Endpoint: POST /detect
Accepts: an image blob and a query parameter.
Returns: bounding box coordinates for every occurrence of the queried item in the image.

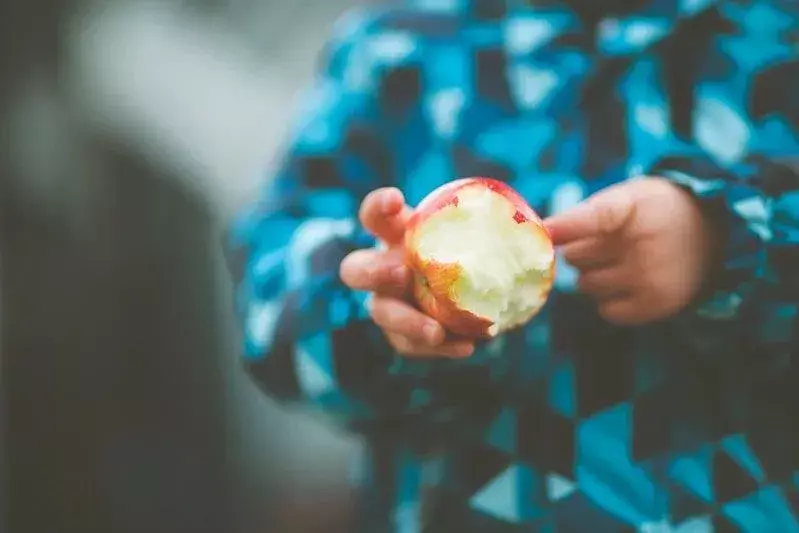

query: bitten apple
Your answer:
[404,178,555,339]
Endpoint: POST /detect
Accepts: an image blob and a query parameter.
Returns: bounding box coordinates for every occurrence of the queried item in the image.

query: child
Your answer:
[228,1,799,531]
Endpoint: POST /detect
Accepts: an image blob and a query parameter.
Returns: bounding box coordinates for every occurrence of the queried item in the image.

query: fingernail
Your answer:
[423,323,442,345]
[452,344,474,359]
[382,189,400,214]
[455,344,474,358]
[381,194,393,214]
[391,266,407,284]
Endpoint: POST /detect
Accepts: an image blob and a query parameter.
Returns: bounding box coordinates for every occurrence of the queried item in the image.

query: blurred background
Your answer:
[1,1,369,531]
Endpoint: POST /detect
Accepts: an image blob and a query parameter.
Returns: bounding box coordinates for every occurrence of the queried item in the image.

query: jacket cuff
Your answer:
[648,156,772,321]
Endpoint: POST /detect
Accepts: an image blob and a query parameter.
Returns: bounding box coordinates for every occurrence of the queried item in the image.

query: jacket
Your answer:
[227,1,799,531]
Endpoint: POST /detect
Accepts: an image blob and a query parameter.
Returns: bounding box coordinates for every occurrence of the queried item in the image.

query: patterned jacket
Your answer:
[227,1,799,531]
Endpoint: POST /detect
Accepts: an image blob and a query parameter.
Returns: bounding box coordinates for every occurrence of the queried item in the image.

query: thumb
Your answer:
[544,184,636,245]
[359,187,412,245]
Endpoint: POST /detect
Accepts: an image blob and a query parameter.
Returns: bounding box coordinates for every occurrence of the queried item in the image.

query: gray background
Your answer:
[2,1,369,531]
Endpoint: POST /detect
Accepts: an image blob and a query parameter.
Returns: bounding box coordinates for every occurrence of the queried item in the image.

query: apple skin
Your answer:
[404,177,555,339]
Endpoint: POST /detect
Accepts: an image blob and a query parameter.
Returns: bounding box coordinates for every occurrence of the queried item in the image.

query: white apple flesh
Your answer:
[405,177,555,339]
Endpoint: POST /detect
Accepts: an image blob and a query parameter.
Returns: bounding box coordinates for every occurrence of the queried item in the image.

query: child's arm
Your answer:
[225,12,429,430]
[548,0,799,348]
[647,0,799,348]
[651,155,799,330]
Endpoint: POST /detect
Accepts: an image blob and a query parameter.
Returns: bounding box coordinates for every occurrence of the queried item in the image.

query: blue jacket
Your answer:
[227,1,799,531]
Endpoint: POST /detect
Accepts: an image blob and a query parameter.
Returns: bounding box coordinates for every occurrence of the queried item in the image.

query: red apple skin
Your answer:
[404,177,555,339]
[408,261,496,338]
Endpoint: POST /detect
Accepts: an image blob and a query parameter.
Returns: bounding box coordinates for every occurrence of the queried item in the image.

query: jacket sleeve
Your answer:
[642,1,799,364]
[651,154,798,326]
[225,12,429,430]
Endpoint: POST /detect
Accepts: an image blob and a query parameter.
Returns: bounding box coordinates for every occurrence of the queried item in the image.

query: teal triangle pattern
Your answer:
[546,472,576,502]
[486,407,517,454]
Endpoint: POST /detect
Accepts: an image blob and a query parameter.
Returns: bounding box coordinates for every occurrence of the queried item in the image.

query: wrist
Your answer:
[652,171,764,320]
[649,177,722,296]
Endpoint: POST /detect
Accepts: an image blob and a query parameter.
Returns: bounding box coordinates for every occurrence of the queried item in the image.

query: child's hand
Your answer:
[339,188,475,358]
[545,178,717,325]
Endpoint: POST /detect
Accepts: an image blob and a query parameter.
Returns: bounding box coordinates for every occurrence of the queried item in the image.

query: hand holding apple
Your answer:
[341,178,555,358]
[344,177,713,358]
[544,178,716,325]
[339,188,476,358]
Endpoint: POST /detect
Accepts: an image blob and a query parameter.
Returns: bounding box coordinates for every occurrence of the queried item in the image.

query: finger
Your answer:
[359,187,412,245]
[368,295,446,346]
[339,248,409,295]
[544,184,636,245]
[388,333,475,359]
[560,237,621,270]
[577,266,632,298]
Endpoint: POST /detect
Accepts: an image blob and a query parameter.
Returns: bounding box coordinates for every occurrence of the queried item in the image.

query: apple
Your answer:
[404,177,555,339]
